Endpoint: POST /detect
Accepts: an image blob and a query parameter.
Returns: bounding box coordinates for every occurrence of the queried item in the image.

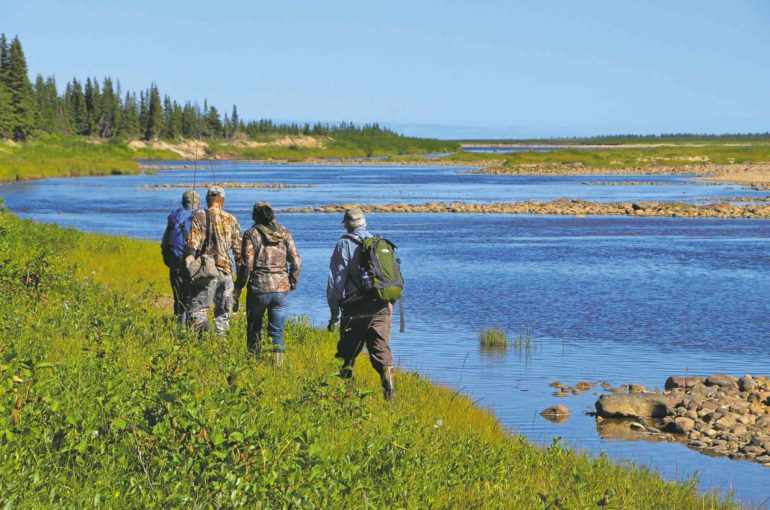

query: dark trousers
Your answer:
[247,291,289,353]
[336,300,394,375]
[169,264,189,323]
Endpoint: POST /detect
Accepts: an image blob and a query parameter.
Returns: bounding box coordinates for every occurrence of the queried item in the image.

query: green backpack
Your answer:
[346,234,404,302]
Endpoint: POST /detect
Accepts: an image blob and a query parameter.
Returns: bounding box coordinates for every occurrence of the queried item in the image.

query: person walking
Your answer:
[160,190,200,324]
[234,202,301,366]
[185,186,242,335]
[327,207,397,401]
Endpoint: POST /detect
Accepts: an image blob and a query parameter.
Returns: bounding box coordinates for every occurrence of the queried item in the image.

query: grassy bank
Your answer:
[206,133,458,161]
[0,210,731,507]
[445,144,770,171]
[0,135,178,181]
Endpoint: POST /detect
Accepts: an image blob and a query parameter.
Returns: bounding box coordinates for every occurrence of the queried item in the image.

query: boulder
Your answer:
[705,373,739,389]
[665,376,705,391]
[739,375,756,392]
[595,393,674,419]
[664,417,695,434]
[629,384,648,394]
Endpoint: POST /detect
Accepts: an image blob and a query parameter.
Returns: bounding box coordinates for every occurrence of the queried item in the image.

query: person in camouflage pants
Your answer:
[235,202,301,365]
[185,186,242,335]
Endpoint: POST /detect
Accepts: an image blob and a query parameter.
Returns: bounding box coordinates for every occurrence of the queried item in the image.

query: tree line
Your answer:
[0,34,402,142]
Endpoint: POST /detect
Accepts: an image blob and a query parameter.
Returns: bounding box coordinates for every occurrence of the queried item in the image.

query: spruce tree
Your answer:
[0,73,10,139]
[181,102,197,138]
[98,77,118,138]
[117,92,140,139]
[230,105,239,137]
[68,79,88,135]
[6,37,37,141]
[144,84,163,140]
[170,101,183,140]
[0,35,9,75]
[206,105,222,138]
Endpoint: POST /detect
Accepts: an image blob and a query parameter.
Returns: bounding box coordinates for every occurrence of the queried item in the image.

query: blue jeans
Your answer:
[246,291,289,353]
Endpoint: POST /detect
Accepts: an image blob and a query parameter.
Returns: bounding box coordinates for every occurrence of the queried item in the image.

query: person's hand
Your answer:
[327,312,339,332]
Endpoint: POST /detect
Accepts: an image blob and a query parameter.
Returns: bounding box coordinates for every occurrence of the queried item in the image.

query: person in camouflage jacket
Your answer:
[185,186,242,335]
[235,201,301,364]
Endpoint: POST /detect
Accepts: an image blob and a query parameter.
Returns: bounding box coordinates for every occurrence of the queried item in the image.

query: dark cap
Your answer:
[182,190,200,206]
[342,207,365,223]
[207,185,225,199]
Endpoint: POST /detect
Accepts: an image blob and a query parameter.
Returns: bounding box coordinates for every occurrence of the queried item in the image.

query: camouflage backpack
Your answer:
[346,234,404,303]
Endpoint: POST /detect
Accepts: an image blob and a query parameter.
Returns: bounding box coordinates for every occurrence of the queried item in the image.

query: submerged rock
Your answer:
[595,394,674,420]
[540,405,570,424]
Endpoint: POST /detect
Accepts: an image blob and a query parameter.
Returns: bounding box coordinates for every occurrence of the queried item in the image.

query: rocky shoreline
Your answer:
[593,374,770,466]
[143,182,313,190]
[279,199,770,219]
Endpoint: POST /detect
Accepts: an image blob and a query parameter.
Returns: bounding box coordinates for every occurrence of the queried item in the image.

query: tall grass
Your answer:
[0,135,179,181]
[0,211,733,508]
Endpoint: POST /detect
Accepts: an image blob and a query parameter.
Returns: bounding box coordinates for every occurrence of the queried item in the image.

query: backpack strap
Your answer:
[342,233,363,245]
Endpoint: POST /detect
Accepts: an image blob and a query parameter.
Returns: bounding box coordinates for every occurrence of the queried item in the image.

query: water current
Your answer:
[1,162,768,504]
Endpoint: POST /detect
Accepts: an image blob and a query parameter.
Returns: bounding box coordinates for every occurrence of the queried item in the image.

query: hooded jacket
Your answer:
[236,222,301,294]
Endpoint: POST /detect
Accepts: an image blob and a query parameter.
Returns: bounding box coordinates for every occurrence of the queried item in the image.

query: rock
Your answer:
[755,455,770,464]
[665,417,695,434]
[755,415,770,428]
[742,445,765,455]
[665,376,705,390]
[541,405,570,424]
[732,424,748,437]
[739,375,756,392]
[548,381,563,388]
[575,381,592,391]
[629,422,645,431]
[595,393,674,419]
[629,384,647,394]
[714,413,738,431]
[705,373,739,389]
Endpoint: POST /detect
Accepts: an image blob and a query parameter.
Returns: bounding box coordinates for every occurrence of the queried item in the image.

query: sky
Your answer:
[2,0,769,139]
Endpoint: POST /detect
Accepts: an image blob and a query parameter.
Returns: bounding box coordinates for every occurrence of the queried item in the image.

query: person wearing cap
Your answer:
[160,190,200,324]
[326,207,396,400]
[234,201,301,366]
[185,185,242,335]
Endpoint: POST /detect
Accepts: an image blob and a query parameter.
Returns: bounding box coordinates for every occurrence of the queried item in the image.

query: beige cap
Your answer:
[342,207,365,223]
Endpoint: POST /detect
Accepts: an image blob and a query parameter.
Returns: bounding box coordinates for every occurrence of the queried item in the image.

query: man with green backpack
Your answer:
[327,207,404,401]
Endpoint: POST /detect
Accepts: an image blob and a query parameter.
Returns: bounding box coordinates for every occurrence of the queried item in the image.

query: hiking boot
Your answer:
[273,351,284,368]
[380,365,395,401]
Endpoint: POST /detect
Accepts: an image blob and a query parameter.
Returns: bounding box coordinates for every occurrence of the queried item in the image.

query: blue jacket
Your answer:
[327,228,372,317]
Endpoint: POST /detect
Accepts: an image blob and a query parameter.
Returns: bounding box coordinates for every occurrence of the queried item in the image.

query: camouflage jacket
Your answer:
[186,206,242,274]
[236,222,301,294]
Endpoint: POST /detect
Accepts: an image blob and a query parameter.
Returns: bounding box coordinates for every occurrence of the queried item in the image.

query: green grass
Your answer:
[0,135,188,181]
[479,328,509,348]
[446,144,770,170]
[207,134,459,161]
[0,211,734,507]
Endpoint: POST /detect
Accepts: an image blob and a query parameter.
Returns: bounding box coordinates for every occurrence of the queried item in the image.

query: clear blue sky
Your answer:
[3,0,768,138]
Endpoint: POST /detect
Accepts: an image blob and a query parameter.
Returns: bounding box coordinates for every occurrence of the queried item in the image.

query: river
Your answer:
[1,161,768,504]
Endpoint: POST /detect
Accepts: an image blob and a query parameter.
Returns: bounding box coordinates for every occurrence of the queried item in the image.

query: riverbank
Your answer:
[0,210,731,507]
[280,199,770,219]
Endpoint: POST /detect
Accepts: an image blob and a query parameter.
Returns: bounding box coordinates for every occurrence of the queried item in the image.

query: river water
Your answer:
[2,161,769,504]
